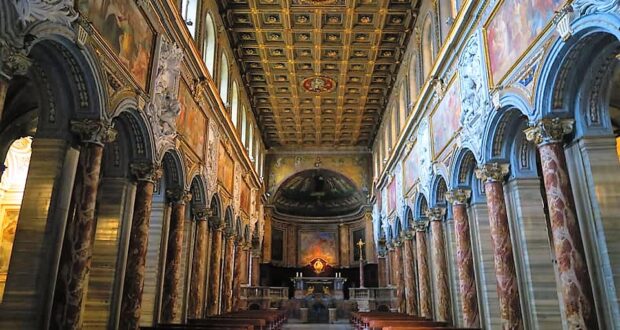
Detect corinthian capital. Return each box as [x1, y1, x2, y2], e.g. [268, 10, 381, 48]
[166, 187, 192, 205]
[414, 220, 429, 232]
[446, 188, 471, 205]
[524, 117, 574, 146]
[475, 162, 509, 183]
[425, 207, 446, 222]
[130, 161, 162, 183]
[70, 119, 117, 146]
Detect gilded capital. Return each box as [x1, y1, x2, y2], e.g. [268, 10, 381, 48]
[425, 207, 446, 222]
[193, 207, 209, 221]
[414, 221, 429, 232]
[1, 46, 31, 78]
[446, 188, 471, 205]
[475, 162, 509, 183]
[130, 162, 162, 183]
[70, 119, 117, 146]
[166, 187, 192, 205]
[524, 117, 574, 146]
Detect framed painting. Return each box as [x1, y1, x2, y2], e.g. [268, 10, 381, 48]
[299, 231, 337, 266]
[240, 181, 250, 214]
[177, 81, 206, 159]
[484, 0, 565, 86]
[387, 177, 397, 216]
[403, 143, 418, 193]
[430, 77, 461, 158]
[78, 0, 155, 89]
[217, 143, 234, 193]
[271, 229, 284, 262]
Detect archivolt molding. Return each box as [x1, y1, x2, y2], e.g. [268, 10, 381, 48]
[572, 0, 620, 15]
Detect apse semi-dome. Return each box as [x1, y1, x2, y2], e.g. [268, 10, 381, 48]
[273, 169, 364, 217]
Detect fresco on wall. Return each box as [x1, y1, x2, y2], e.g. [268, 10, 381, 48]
[387, 177, 397, 215]
[431, 79, 461, 158]
[177, 82, 206, 159]
[485, 0, 564, 85]
[403, 143, 419, 193]
[271, 228, 284, 262]
[218, 143, 234, 193]
[78, 0, 154, 89]
[300, 231, 337, 265]
[240, 181, 250, 214]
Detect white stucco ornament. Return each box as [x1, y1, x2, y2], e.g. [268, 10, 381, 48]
[12, 0, 77, 27]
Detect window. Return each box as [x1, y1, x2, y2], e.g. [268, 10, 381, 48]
[180, 0, 198, 38]
[248, 125, 254, 153]
[241, 110, 247, 144]
[422, 14, 435, 79]
[203, 14, 216, 74]
[399, 84, 407, 128]
[219, 54, 229, 103]
[231, 82, 239, 126]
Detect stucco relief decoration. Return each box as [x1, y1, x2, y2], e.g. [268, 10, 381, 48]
[301, 76, 336, 93]
[457, 32, 490, 160]
[12, 0, 78, 27]
[394, 163, 404, 216]
[233, 163, 242, 214]
[205, 121, 220, 200]
[146, 39, 183, 158]
[572, 0, 619, 14]
[416, 119, 433, 196]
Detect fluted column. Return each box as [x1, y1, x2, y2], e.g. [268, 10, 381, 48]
[446, 189, 479, 328]
[393, 239, 405, 312]
[525, 118, 597, 328]
[206, 221, 224, 316]
[51, 120, 116, 329]
[120, 162, 162, 329]
[475, 163, 523, 329]
[427, 207, 451, 323]
[415, 221, 432, 319]
[161, 188, 191, 323]
[188, 209, 209, 319]
[232, 241, 244, 311]
[402, 231, 418, 315]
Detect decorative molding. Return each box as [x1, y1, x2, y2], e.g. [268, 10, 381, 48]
[425, 207, 446, 222]
[130, 161, 163, 183]
[524, 117, 575, 145]
[70, 119, 117, 146]
[475, 162, 510, 183]
[446, 188, 471, 205]
[554, 5, 575, 41]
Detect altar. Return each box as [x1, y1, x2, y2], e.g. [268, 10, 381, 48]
[291, 275, 347, 300]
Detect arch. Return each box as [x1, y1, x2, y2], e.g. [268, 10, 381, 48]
[421, 12, 435, 79]
[161, 151, 185, 190]
[219, 53, 230, 103]
[408, 51, 420, 106]
[449, 148, 484, 202]
[481, 104, 529, 163]
[243, 224, 251, 243]
[189, 175, 207, 209]
[210, 193, 222, 222]
[413, 193, 429, 220]
[393, 218, 403, 241]
[224, 206, 234, 232]
[203, 13, 217, 75]
[403, 206, 414, 230]
[235, 217, 243, 237]
[430, 175, 448, 207]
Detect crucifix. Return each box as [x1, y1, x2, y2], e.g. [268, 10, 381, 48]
[357, 238, 365, 288]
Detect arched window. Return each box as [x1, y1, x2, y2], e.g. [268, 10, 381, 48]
[248, 124, 254, 152]
[241, 109, 247, 144]
[422, 14, 435, 79]
[180, 0, 198, 38]
[409, 53, 419, 107]
[203, 13, 216, 75]
[231, 82, 239, 126]
[219, 54, 229, 103]
[399, 83, 407, 127]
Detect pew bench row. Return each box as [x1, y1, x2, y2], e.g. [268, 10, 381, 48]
[142, 309, 287, 330]
[350, 311, 480, 330]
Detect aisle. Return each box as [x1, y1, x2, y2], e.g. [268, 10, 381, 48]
[283, 319, 352, 330]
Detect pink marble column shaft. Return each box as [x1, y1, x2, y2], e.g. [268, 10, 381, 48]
[428, 207, 451, 323]
[476, 163, 523, 329]
[447, 189, 480, 328]
[120, 163, 161, 329]
[232, 243, 243, 311]
[188, 210, 209, 319]
[394, 241, 405, 312]
[250, 253, 260, 287]
[51, 120, 115, 329]
[402, 233, 418, 315]
[377, 255, 388, 287]
[415, 222, 432, 319]
[206, 223, 224, 316]
[222, 235, 236, 312]
[388, 247, 396, 286]
[526, 118, 597, 328]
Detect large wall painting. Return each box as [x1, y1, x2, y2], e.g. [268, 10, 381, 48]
[218, 143, 234, 193]
[78, 0, 154, 89]
[387, 177, 397, 216]
[431, 78, 461, 158]
[240, 181, 250, 214]
[485, 0, 564, 85]
[299, 231, 337, 266]
[177, 82, 206, 159]
[403, 143, 419, 193]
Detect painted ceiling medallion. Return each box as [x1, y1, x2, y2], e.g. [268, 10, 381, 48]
[300, 0, 338, 5]
[302, 76, 336, 93]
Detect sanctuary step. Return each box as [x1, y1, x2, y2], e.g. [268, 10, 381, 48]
[350, 312, 480, 330]
[142, 309, 288, 330]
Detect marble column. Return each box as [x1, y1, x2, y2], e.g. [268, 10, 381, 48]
[402, 231, 418, 316]
[387, 246, 396, 286]
[393, 239, 405, 312]
[188, 209, 209, 319]
[119, 162, 162, 329]
[427, 207, 451, 323]
[377, 255, 388, 287]
[525, 118, 597, 329]
[51, 120, 116, 329]
[240, 246, 250, 285]
[447, 189, 479, 328]
[250, 252, 261, 287]
[206, 222, 224, 316]
[222, 233, 236, 313]
[232, 242, 244, 311]
[416, 221, 432, 319]
[475, 163, 523, 329]
[161, 188, 191, 323]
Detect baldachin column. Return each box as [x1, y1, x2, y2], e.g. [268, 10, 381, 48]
[427, 207, 452, 323]
[447, 189, 480, 328]
[525, 117, 597, 329]
[475, 163, 523, 329]
[51, 120, 116, 329]
[119, 162, 162, 329]
[402, 230, 418, 315]
[188, 208, 209, 319]
[415, 221, 432, 319]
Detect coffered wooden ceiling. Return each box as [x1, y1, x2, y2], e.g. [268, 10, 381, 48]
[220, 0, 417, 147]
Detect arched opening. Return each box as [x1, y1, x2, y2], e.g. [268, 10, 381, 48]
[231, 82, 239, 126]
[219, 54, 230, 104]
[0, 137, 32, 301]
[203, 13, 217, 75]
[180, 0, 198, 38]
[421, 14, 435, 79]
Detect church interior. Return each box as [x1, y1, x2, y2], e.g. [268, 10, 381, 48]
[0, 0, 619, 329]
